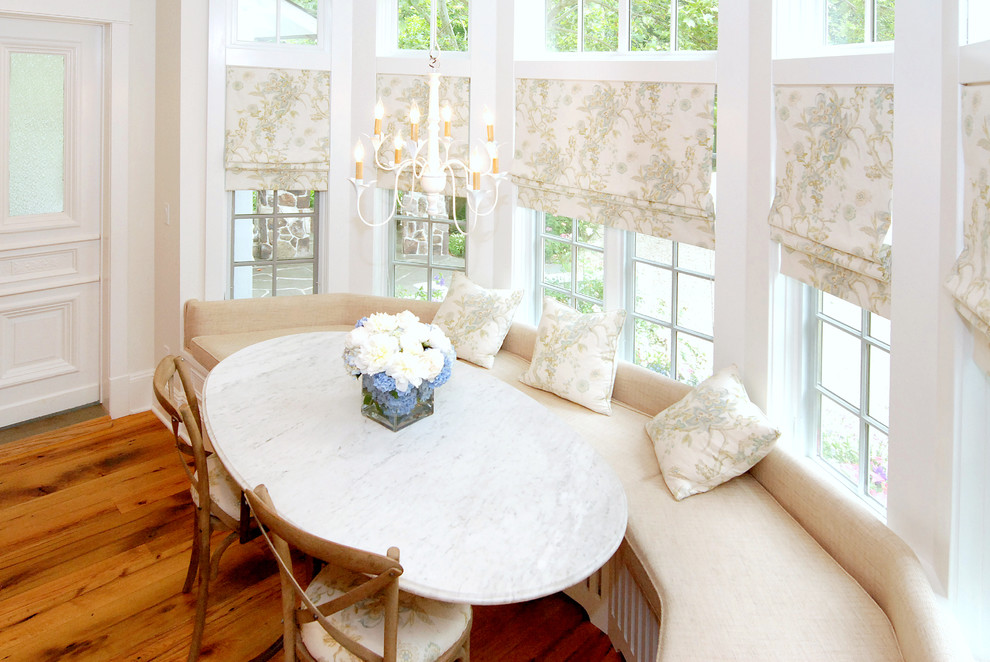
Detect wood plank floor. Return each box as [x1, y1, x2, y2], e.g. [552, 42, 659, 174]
[0, 411, 622, 662]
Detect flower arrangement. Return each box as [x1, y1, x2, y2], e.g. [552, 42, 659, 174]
[342, 311, 455, 429]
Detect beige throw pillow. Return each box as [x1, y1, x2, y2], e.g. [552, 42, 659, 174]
[432, 273, 523, 369]
[520, 298, 627, 415]
[646, 365, 780, 500]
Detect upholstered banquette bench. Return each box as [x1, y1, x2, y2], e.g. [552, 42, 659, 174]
[182, 292, 968, 662]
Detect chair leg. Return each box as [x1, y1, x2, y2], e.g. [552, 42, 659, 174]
[182, 510, 201, 594]
[209, 530, 240, 581]
[187, 506, 212, 662]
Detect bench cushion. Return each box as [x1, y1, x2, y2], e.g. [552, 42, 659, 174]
[189, 325, 355, 369]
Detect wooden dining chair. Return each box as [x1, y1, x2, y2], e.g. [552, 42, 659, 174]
[245, 484, 473, 662]
[152, 355, 246, 662]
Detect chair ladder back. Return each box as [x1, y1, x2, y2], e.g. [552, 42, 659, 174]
[246, 486, 402, 662]
[179, 405, 213, 511]
[173, 356, 202, 431]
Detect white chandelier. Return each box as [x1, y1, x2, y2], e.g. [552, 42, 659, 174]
[349, 0, 504, 231]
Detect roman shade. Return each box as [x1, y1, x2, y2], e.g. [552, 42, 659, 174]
[947, 83, 990, 352]
[224, 66, 331, 191]
[768, 85, 894, 317]
[374, 73, 471, 196]
[513, 78, 716, 249]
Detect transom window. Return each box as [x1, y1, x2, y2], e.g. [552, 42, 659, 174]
[628, 234, 714, 385]
[390, 191, 466, 302]
[826, 0, 894, 45]
[230, 190, 319, 298]
[538, 214, 605, 313]
[234, 0, 321, 46]
[396, 0, 469, 51]
[813, 291, 890, 510]
[545, 0, 718, 53]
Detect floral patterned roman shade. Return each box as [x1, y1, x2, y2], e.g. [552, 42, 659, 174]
[947, 84, 990, 350]
[513, 78, 716, 249]
[375, 73, 471, 195]
[768, 85, 894, 317]
[225, 67, 331, 191]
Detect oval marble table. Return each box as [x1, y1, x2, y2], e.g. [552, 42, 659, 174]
[202, 331, 627, 605]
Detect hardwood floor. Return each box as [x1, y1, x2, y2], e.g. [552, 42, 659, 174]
[0, 411, 622, 662]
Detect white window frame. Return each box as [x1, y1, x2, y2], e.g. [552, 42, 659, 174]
[388, 193, 468, 303]
[775, 0, 894, 59]
[535, 212, 609, 318]
[624, 233, 715, 385]
[229, 189, 323, 299]
[225, 0, 332, 68]
[379, 0, 471, 56]
[536, 0, 717, 55]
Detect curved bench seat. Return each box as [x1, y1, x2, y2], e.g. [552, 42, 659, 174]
[182, 293, 968, 662]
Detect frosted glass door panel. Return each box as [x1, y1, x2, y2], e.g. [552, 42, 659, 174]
[8, 52, 65, 217]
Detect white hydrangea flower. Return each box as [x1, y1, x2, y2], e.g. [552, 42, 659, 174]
[386, 351, 423, 391]
[427, 325, 453, 353]
[364, 312, 399, 335]
[421, 347, 445, 379]
[359, 333, 399, 374]
[395, 310, 420, 330]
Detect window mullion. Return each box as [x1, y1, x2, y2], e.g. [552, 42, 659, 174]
[859, 309, 871, 496]
[578, 0, 585, 52]
[865, 0, 876, 43]
[618, 0, 631, 52]
[670, 0, 678, 51]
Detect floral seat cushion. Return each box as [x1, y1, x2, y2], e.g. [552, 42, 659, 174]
[300, 565, 472, 662]
[190, 454, 242, 520]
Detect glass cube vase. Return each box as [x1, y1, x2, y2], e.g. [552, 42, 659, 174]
[361, 382, 435, 432]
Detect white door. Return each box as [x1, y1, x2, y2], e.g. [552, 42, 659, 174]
[0, 18, 103, 427]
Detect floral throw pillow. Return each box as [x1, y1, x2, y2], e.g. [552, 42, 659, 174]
[646, 365, 781, 501]
[520, 298, 627, 415]
[432, 273, 523, 369]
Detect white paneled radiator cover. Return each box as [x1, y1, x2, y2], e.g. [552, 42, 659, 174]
[565, 542, 660, 662]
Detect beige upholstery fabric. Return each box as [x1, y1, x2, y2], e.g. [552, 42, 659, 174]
[300, 564, 471, 662]
[181, 293, 964, 662]
[190, 455, 242, 520]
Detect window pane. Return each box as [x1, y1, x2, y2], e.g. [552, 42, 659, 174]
[394, 264, 429, 301]
[631, 0, 671, 51]
[584, 0, 619, 51]
[396, 219, 429, 264]
[874, 0, 894, 42]
[233, 190, 259, 214]
[869, 312, 890, 344]
[547, 0, 579, 51]
[577, 220, 605, 247]
[677, 242, 714, 275]
[575, 298, 603, 313]
[676, 0, 718, 51]
[278, 218, 314, 259]
[576, 247, 604, 302]
[276, 263, 313, 296]
[634, 319, 671, 376]
[868, 345, 890, 427]
[821, 323, 862, 406]
[635, 263, 672, 322]
[277, 189, 313, 212]
[544, 288, 570, 305]
[233, 265, 273, 299]
[233, 218, 270, 262]
[279, 0, 318, 45]
[431, 269, 455, 301]
[9, 52, 65, 217]
[635, 234, 673, 265]
[544, 213, 575, 239]
[676, 332, 713, 385]
[432, 223, 466, 268]
[676, 273, 714, 335]
[820, 395, 860, 483]
[398, 0, 469, 51]
[543, 239, 573, 290]
[822, 292, 862, 330]
[827, 0, 866, 45]
[868, 426, 889, 507]
[237, 0, 277, 43]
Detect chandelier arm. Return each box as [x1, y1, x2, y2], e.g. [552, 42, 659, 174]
[349, 178, 398, 228]
[465, 175, 505, 218]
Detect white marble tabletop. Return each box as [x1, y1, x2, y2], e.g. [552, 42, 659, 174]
[202, 331, 627, 605]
